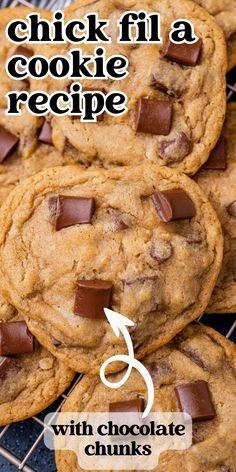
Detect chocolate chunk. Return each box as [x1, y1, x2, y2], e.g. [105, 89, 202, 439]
[129, 325, 144, 351]
[186, 237, 203, 245]
[113, 217, 129, 231]
[74, 280, 112, 319]
[163, 39, 202, 66]
[107, 208, 131, 231]
[202, 136, 226, 170]
[49, 195, 95, 231]
[159, 132, 192, 162]
[14, 46, 34, 60]
[38, 120, 53, 145]
[175, 380, 215, 422]
[150, 76, 183, 98]
[109, 398, 144, 414]
[127, 324, 136, 335]
[181, 348, 206, 370]
[150, 59, 187, 99]
[63, 137, 80, 160]
[123, 275, 159, 286]
[0, 126, 19, 163]
[150, 239, 173, 262]
[227, 201, 236, 218]
[52, 337, 62, 347]
[0, 321, 34, 356]
[19, 78, 30, 90]
[135, 99, 172, 135]
[151, 189, 196, 222]
[0, 356, 16, 379]
[147, 361, 172, 384]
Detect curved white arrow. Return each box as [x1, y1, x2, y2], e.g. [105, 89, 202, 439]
[100, 308, 154, 418]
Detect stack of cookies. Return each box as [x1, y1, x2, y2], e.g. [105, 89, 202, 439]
[0, 1, 235, 471]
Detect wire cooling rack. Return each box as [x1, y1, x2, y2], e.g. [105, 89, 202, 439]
[1, 0, 72, 9]
[0, 0, 236, 470]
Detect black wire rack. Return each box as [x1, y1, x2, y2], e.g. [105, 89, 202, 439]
[0, 0, 235, 470]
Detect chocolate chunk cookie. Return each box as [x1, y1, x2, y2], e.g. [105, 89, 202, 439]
[0, 163, 223, 373]
[195, 103, 236, 313]
[55, 324, 236, 472]
[46, 0, 227, 175]
[0, 295, 74, 426]
[194, 0, 236, 70]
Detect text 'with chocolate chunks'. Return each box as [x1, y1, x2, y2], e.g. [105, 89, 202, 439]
[0, 321, 34, 356]
[164, 39, 202, 66]
[151, 189, 196, 222]
[49, 195, 95, 231]
[175, 380, 216, 422]
[74, 280, 113, 319]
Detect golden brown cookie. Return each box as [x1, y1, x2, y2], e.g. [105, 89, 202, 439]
[194, 0, 236, 70]
[45, 0, 227, 175]
[0, 110, 65, 206]
[0, 8, 65, 201]
[0, 294, 74, 426]
[55, 324, 236, 472]
[195, 103, 236, 313]
[0, 163, 223, 374]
